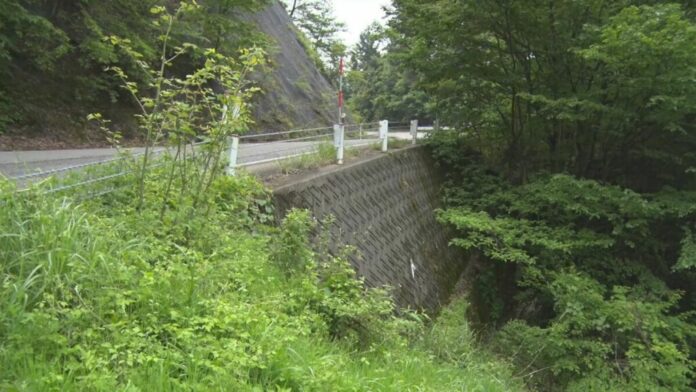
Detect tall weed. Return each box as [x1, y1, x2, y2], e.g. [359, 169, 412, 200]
[0, 173, 522, 391]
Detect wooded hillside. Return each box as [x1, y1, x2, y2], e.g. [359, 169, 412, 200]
[0, 0, 339, 149]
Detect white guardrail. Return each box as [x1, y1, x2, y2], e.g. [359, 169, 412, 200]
[226, 119, 426, 175]
[7, 119, 435, 197]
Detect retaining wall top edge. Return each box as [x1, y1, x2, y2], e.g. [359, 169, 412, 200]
[271, 145, 426, 194]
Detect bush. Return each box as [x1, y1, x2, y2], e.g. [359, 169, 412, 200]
[437, 162, 696, 390]
[0, 172, 520, 391]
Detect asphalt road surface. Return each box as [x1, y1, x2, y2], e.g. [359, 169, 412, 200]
[0, 138, 385, 180]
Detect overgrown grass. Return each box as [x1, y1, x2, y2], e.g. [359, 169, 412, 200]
[277, 142, 336, 174]
[277, 142, 363, 174]
[370, 137, 413, 152]
[275, 138, 413, 176]
[388, 137, 413, 150]
[0, 168, 522, 391]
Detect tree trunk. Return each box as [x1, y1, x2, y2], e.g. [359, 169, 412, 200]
[289, 0, 298, 18]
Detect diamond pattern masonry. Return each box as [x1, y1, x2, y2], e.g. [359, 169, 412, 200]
[273, 147, 465, 312]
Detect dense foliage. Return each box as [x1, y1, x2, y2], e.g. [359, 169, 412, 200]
[0, 164, 522, 390]
[345, 23, 432, 123]
[369, 1, 696, 188]
[342, 0, 696, 390]
[7, 0, 696, 390]
[0, 0, 269, 135]
[430, 133, 696, 390]
[0, 7, 525, 387]
[281, 0, 346, 81]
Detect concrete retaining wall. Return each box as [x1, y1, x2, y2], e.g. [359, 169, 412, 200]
[272, 146, 464, 312]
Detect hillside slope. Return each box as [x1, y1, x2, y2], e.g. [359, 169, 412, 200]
[0, 1, 339, 150]
[249, 1, 339, 131]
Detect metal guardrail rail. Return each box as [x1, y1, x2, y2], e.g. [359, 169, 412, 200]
[5, 120, 432, 198]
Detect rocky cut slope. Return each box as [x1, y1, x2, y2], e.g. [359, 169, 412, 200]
[0, 0, 339, 150]
[248, 1, 340, 131]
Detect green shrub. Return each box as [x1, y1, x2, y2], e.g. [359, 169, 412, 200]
[0, 172, 520, 391]
[277, 142, 337, 174]
[437, 164, 696, 390]
[272, 209, 316, 274]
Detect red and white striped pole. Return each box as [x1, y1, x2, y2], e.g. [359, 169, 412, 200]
[338, 56, 345, 125]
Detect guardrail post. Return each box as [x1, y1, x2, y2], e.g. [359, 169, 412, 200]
[333, 124, 340, 148]
[379, 120, 389, 152]
[410, 120, 419, 145]
[227, 136, 239, 176]
[334, 124, 345, 165]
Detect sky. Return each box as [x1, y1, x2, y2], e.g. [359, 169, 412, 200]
[333, 0, 392, 47]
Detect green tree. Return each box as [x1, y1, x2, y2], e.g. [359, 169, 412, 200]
[347, 23, 433, 122]
[350, 22, 383, 71]
[186, 0, 269, 54]
[0, 0, 269, 135]
[433, 158, 696, 390]
[391, 1, 696, 188]
[281, 0, 346, 78]
[0, 1, 69, 73]
[411, 2, 696, 389]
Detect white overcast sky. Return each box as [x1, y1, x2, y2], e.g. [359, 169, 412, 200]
[333, 0, 391, 47]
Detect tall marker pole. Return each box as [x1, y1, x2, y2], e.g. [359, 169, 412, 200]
[335, 56, 346, 164]
[338, 56, 345, 125]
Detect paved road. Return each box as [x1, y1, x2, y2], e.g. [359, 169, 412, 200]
[0, 138, 385, 180]
[0, 129, 428, 181]
[0, 147, 146, 179]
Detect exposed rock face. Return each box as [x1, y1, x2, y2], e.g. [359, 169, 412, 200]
[248, 1, 339, 131]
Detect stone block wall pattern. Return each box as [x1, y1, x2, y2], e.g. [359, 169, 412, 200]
[272, 147, 465, 312]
